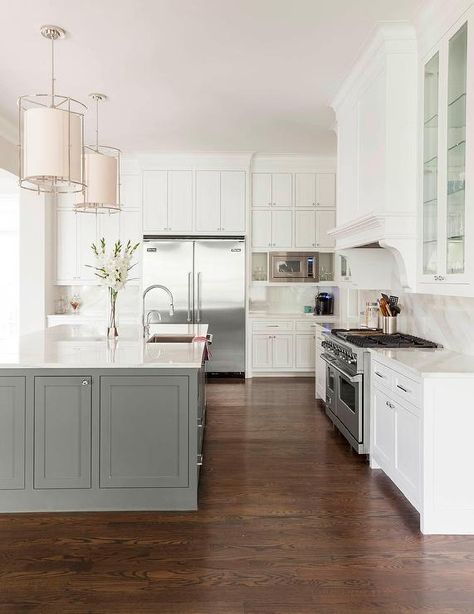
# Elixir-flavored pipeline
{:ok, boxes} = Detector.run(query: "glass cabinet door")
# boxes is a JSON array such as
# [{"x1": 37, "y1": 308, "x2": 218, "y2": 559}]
[
  {"x1": 423, "y1": 53, "x2": 440, "y2": 275},
  {"x1": 446, "y1": 23, "x2": 467, "y2": 275}
]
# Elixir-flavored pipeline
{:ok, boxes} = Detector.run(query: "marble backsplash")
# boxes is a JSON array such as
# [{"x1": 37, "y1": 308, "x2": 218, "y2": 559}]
[{"x1": 358, "y1": 290, "x2": 474, "y2": 356}]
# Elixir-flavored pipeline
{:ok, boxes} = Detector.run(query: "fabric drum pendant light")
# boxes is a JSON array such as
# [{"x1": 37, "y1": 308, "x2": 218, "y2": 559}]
[
  {"x1": 75, "y1": 94, "x2": 121, "y2": 214},
  {"x1": 18, "y1": 25, "x2": 86, "y2": 194}
]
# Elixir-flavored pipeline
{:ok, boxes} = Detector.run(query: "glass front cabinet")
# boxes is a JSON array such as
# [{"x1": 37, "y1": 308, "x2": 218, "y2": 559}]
[{"x1": 420, "y1": 15, "x2": 473, "y2": 290}]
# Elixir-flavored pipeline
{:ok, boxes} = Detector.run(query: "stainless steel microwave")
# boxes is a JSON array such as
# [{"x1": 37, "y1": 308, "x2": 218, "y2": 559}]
[{"x1": 269, "y1": 252, "x2": 318, "y2": 283}]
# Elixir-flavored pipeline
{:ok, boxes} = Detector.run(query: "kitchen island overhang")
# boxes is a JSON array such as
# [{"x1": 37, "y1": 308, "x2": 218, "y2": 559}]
[{"x1": 0, "y1": 324, "x2": 208, "y2": 512}]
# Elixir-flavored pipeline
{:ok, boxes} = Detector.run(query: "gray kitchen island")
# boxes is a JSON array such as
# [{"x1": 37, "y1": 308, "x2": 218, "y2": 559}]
[{"x1": 0, "y1": 324, "x2": 208, "y2": 512}]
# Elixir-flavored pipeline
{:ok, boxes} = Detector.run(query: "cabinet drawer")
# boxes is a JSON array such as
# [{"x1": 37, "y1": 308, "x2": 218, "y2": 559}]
[
  {"x1": 392, "y1": 371, "x2": 421, "y2": 408},
  {"x1": 252, "y1": 320, "x2": 294, "y2": 332},
  {"x1": 295, "y1": 320, "x2": 317, "y2": 332},
  {"x1": 372, "y1": 361, "x2": 394, "y2": 388}
]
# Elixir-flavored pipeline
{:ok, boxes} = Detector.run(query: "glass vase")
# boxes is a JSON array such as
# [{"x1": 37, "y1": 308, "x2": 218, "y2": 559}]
[{"x1": 107, "y1": 289, "x2": 118, "y2": 338}]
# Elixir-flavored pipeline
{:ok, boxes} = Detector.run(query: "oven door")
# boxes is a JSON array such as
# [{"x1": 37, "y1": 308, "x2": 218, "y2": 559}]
[{"x1": 335, "y1": 369, "x2": 363, "y2": 443}]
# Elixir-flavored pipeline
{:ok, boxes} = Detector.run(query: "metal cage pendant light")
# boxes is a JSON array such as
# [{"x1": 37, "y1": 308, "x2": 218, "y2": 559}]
[
  {"x1": 75, "y1": 93, "x2": 121, "y2": 214},
  {"x1": 18, "y1": 25, "x2": 86, "y2": 194}
]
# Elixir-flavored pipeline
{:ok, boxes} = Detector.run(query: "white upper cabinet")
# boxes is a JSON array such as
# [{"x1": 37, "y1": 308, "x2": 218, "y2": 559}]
[
  {"x1": 295, "y1": 209, "x2": 336, "y2": 249},
  {"x1": 251, "y1": 210, "x2": 292, "y2": 249},
  {"x1": 196, "y1": 171, "x2": 220, "y2": 232},
  {"x1": 252, "y1": 173, "x2": 292, "y2": 207},
  {"x1": 295, "y1": 173, "x2": 336, "y2": 208},
  {"x1": 120, "y1": 174, "x2": 142, "y2": 210},
  {"x1": 220, "y1": 171, "x2": 246, "y2": 232},
  {"x1": 143, "y1": 170, "x2": 193, "y2": 233},
  {"x1": 419, "y1": 14, "x2": 474, "y2": 293},
  {"x1": 167, "y1": 171, "x2": 193, "y2": 232},
  {"x1": 195, "y1": 170, "x2": 246, "y2": 232},
  {"x1": 143, "y1": 170, "x2": 168, "y2": 233}
]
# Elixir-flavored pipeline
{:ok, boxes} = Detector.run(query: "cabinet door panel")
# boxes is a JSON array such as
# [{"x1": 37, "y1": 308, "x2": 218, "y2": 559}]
[
  {"x1": 272, "y1": 210, "x2": 293, "y2": 248},
  {"x1": 0, "y1": 377, "x2": 25, "y2": 490},
  {"x1": 252, "y1": 173, "x2": 272, "y2": 207},
  {"x1": 100, "y1": 376, "x2": 189, "y2": 488},
  {"x1": 272, "y1": 334, "x2": 294, "y2": 369},
  {"x1": 120, "y1": 174, "x2": 142, "y2": 210},
  {"x1": 316, "y1": 210, "x2": 336, "y2": 248},
  {"x1": 221, "y1": 171, "x2": 246, "y2": 232},
  {"x1": 252, "y1": 335, "x2": 272, "y2": 369},
  {"x1": 316, "y1": 173, "x2": 336, "y2": 207},
  {"x1": 272, "y1": 173, "x2": 293, "y2": 207},
  {"x1": 120, "y1": 210, "x2": 142, "y2": 282},
  {"x1": 372, "y1": 389, "x2": 395, "y2": 468},
  {"x1": 34, "y1": 376, "x2": 92, "y2": 489},
  {"x1": 98, "y1": 211, "x2": 121, "y2": 251},
  {"x1": 252, "y1": 210, "x2": 272, "y2": 248},
  {"x1": 143, "y1": 170, "x2": 168, "y2": 232},
  {"x1": 295, "y1": 210, "x2": 316, "y2": 248},
  {"x1": 395, "y1": 403, "x2": 421, "y2": 496},
  {"x1": 77, "y1": 213, "x2": 98, "y2": 282},
  {"x1": 56, "y1": 209, "x2": 77, "y2": 282},
  {"x1": 168, "y1": 171, "x2": 193, "y2": 231},
  {"x1": 196, "y1": 171, "x2": 220, "y2": 232},
  {"x1": 295, "y1": 334, "x2": 315, "y2": 369},
  {"x1": 295, "y1": 173, "x2": 316, "y2": 207}
]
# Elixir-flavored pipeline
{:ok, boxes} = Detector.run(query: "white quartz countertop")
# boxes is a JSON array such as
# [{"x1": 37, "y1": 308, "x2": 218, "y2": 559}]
[
  {"x1": 0, "y1": 324, "x2": 209, "y2": 369},
  {"x1": 248, "y1": 311, "x2": 338, "y2": 320},
  {"x1": 369, "y1": 347, "x2": 474, "y2": 378}
]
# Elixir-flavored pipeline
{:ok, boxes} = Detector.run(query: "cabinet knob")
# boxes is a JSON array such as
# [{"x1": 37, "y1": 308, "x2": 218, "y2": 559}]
[{"x1": 81, "y1": 379, "x2": 89, "y2": 386}]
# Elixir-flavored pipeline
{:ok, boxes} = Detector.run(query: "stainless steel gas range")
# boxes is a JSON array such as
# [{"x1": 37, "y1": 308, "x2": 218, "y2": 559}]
[{"x1": 321, "y1": 329, "x2": 439, "y2": 453}]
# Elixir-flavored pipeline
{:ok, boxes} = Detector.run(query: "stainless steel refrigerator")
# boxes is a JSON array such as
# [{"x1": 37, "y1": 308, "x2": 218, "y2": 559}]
[{"x1": 143, "y1": 238, "x2": 246, "y2": 375}]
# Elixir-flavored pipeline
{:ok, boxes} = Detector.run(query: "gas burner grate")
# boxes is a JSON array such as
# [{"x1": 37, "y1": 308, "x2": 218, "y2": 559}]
[{"x1": 343, "y1": 332, "x2": 439, "y2": 349}]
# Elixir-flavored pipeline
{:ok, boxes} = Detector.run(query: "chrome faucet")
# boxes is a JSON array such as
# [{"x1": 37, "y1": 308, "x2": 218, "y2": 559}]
[{"x1": 143, "y1": 285, "x2": 175, "y2": 338}]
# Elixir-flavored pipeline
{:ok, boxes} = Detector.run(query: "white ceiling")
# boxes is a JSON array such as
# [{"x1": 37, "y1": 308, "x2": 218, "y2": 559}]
[{"x1": 0, "y1": 0, "x2": 424, "y2": 155}]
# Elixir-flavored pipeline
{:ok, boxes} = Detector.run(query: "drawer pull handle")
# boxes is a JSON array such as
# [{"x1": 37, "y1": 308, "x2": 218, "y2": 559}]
[
  {"x1": 197, "y1": 454, "x2": 203, "y2": 466},
  {"x1": 81, "y1": 379, "x2": 89, "y2": 386},
  {"x1": 385, "y1": 401, "x2": 395, "y2": 409},
  {"x1": 375, "y1": 371, "x2": 385, "y2": 378},
  {"x1": 397, "y1": 384, "x2": 409, "y2": 393}
]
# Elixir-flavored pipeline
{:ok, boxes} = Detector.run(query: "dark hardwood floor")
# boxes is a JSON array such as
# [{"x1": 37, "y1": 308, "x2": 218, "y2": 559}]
[{"x1": 1, "y1": 378, "x2": 474, "y2": 613}]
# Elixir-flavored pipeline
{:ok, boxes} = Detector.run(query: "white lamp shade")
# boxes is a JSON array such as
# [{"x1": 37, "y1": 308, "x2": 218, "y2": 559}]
[
  {"x1": 23, "y1": 107, "x2": 82, "y2": 186},
  {"x1": 83, "y1": 151, "x2": 118, "y2": 206}
]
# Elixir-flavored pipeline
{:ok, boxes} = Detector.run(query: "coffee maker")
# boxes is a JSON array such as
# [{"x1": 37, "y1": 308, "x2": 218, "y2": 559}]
[{"x1": 314, "y1": 292, "x2": 334, "y2": 316}]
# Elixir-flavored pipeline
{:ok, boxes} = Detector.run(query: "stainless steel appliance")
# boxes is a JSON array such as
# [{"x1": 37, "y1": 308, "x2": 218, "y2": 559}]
[
  {"x1": 269, "y1": 252, "x2": 318, "y2": 282},
  {"x1": 321, "y1": 329, "x2": 439, "y2": 453},
  {"x1": 314, "y1": 292, "x2": 334, "y2": 316},
  {"x1": 143, "y1": 237, "x2": 246, "y2": 376}
]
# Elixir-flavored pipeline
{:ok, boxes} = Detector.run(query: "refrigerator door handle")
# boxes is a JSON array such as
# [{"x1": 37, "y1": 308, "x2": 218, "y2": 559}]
[
  {"x1": 196, "y1": 272, "x2": 201, "y2": 323},
  {"x1": 187, "y1": 272, "x2": 192, "y2": 322}
]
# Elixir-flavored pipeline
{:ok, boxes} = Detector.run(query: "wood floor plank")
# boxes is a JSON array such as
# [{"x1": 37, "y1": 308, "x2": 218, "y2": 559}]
[{"x1": 1, "y1": 377, "x2": 474, "y2": 613}]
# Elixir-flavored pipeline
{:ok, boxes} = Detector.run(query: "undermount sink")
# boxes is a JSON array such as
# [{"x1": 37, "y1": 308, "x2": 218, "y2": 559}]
[{"x1": 147, "y1": 334, "x2": 195, "y2": 344}]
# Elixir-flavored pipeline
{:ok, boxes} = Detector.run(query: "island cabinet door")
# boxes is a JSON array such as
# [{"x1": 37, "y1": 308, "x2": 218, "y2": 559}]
[
  {"x1": 34, "y1": 376, "x2": 92, "y2": 489},
  {"x1": 100, "y1": 376, "x2": 189, "y2": 488},
  {"x1": 0, "y1": 377, "x2": 26, "y2": 490}
]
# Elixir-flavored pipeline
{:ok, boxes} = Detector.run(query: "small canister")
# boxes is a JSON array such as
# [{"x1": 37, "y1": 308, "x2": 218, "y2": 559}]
[
  {"x1": 382, "y1": 316, "x2": 397, "y2": 334},
  {"x1": 365, "y1": 302, "x2": 379, "y2": 329}
]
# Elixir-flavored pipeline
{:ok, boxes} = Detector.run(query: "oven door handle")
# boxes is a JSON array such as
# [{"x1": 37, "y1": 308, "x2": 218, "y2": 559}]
[{"x1": 320, "y1": 355, "x2": 362, "y2": 384}]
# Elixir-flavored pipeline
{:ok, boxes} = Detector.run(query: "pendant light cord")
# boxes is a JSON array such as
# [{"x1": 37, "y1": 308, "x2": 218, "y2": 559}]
[
  {"x1": 96, "y1": 96, "x2": 100, "y2": 152},
  {"x1": 51, "y1": 35, "x2": 55, "y2": 108}
]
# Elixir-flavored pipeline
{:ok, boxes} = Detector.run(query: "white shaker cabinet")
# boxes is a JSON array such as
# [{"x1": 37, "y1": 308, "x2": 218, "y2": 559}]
[
  {"x1": 272, "y1": 334, "x2": 294, "y2": 369},
  {"x1": 252, "y1": 173, "x2": 292, "y2": 207},
  {"x1": 252, "y1": 210, "x2": 292, "y2": 248},
  {"x1": 195, "y1": 171, "x2": 246, "y2": 232},
  {"x1": 252, "y1": 335, "x2": 273, "y2": 370},
  {"x1": 295, "y1": 334, "x2": 315, "y2": 370},
  {"x1": 120, "y1": 174, "x2": 142, "y2": 210},
  {"x1": 167, "y1": 171, "x2": 193, "y2": 232},
  {"x1": 295, "y1": 173, "x2": 336, "y2": 208},
  {"x1": 220, "y1": 171, "x2": 246, "y2": 232},
  {"x1": 252, "y1": 334, "x2": 294, "y2": 370},
  {"x1": 294, "y1": 209, "x2": 336, "y2": 249},
  {"x1": 143, "y1": 170, "x2": 193, "y2": 234}
]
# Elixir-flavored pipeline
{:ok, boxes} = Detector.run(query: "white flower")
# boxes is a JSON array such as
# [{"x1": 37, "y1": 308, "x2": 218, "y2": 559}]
[{"x1": 88, "y1": 238, "x2": 140, "y2": 293}]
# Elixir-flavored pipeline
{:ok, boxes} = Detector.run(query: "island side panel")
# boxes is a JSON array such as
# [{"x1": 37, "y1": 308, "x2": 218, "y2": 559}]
[{"x1": 0, "y1": 367, "x2": 201, "y2": 512}]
